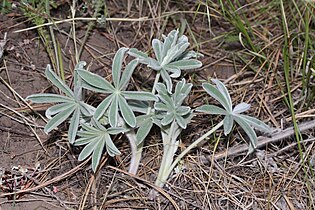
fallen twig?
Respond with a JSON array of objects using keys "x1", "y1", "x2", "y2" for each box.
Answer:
[{"x1": 214, "y1": 119, "x2": 315, "y2": 160}]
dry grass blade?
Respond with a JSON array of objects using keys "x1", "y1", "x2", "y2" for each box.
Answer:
[
  {"x1": 0, "y1": 158, "x2": 90, "y2": 198},
  {"x1": 107, "y1": 166, "x2": 180, "y2": 210}
]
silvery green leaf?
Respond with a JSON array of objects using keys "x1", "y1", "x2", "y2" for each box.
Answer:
[
  {"x1": 74, "y1": 137, "x2": 91, "y2": 146},
  {"x1": 76, "y1": 123, "x2": 122, "y2": 171},
  {"x1": 152, "y1": 39, "x2": 163, "y2": 63},
  {"x1": 233, "y1": 102, "x2": 250, "y2": 114},
  {"x1": 94, "y1": 96, "x2": 113, "y2": 120},
  {"x1": 73, "y1": 61, "x2": 87, "y2": 99},
  {"x1": 236, "y1": 114, "x2": 271, "y2": 133},
  {"x1": 202, "y1": 83, "x2": 231, "y2": 112},
  {"x1": 160, "y1": 69, "x2": 173, "y2": 93},
  {"x1": 174, "y1": 79, "x2": 184, "y2": 95},
  {"x1": 162, "y1": 30, "x2": 178, "y2": 58},
  {"x1": 92, "y1": 138, "x2": 105, "y2": 171},
  {"x1": 178, "y1": 34, "x2": 188, "y2": 43},
  {"x1": 76, "y1": 131, "x2": 96, "y2": 139},
  {"x1": 174, "y1": 94, "x2": 187, "y2": 107},
  {"x1": 161, "y1": 113, "x2": 174, "y2": 126},
  {"x1": 174, "y1": 80, "x2": 192, "y2": 105},
  {"x1": 128, "y1": 101, "x2": 150, "y2": 113},
  {"x1": 155, "y1": 82, "x2": 168, "y2": 94},
  {"x1": 129, "y1": 48, "x2": 161, "y2": 70},
  {"x1": 44, "y1": 104, "x2": 77, "y2": 133},
  {"x1": 75, "y1": 61, "x2": 87, "y2": 71},
  {"x1": 80, "y1": 122, "x2": 99, "y2": 133},
  {"x1": 179, "y1": 50, "x2": 203, "y2": 60},
  {"x1": 136, "y1": 116, "x2": 153, "y2": 145},
  {"x1": 109, "y1": 95, "x2": 119, "y2": 127},
  {"x1": 104, "y1": 133, "x2": 121, "y2": 156},
  {"x1": 167, "y1": 59, "x2": 202, "y2": 70},
  {"x1": 146, "y1": 58, "x2": 161, "y2": 70},
  {"x1": 196, "y1": 105, "x2": 227, "y2": 115},
  {"x1": 77, "y1": 70, "x2": 114, "y2": 93},
  {"x1": 234, "y1": 115, "x2": 258, "y2": 152},
  {"x1": 164, "y1": 42, "x2": 190, "y2": 64},
  {"x1": 112, "y1": 47, "x2": 129, "y2": 88},
  {"x1": 175, "y1": 115, "x2": 188, "y2": 129},
  {"x1": 68, "y1": 107, "x2": 81, "y2": 144},
  {"x1": 128, "y1": 48, "x2": 148, "y2": 62},
  {"x1": 176, "y1": 106, "x2": 191, "y2": 116},
  {"x1": 79, "y1": 101, "x2": 95, "y2": 116},
  {"x1": 81, "y1": 81, "x2": 108, "y2": 93},
  {"x1": 118, "y1": 95, "x2": 136, "y2": 127},
  {"x1": 74, "y1": 85, "x2": 83, "y2": 101},
  {"x1": 45, "y1": 65, "x2": 74, "y2": 98},
  {"x1": 79, "y1": 122, "x2": 100, "y2": 135},
  {"x1": 78, "y1": 140, "x2": 98, "y2": 161},
  {"x1": 107, "y1": 127, "x2": 128, "y2": 135},
  {"x1": 119, "y1": 59, "x2": 138, "y2": 90},
  {"x1": 211, "y1": 79, "x2": 232, "y2": 112},
  {"x1": 164, "y1": 66, "x2": 181, "y2": 78},
  {"x1": 27, "y1": 94, "x2": 73, "y2": 103},
  {"x1": 152, "y1": 115, "x2": 162, "y2": 127},
  {"x1": 157, "y1": 92, "x2": 173, "y2": 108},
  {"x1": 176, "y1": 79, "x2": 192, "y2": 96},
  {"x1": 223, "y1": 114, "x2": 234, "y2": 135},
  {"x1": 45, "y1": 102, "x2": 76, "y2": 118},
  {"x1": 154, "y1": 102, "x2": 169, "y2": 111},
  {"x1": 122, "y1": 91, "x2": 157, "y2": 101},
  {"x1": 160, "y1": 46, "x2": 178, "y2": 66}
]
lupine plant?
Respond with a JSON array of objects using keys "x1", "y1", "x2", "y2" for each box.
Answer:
[
  {"x1": 26, "y1": 62, "x2": 95, "y2": 144},
  {"x1": 26, "y1": 29, "x2": 271, "y2": 188}
]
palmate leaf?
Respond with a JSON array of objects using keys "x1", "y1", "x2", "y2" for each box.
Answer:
[
  {"x1": 154, "y1": 80, "x2": 192, "y2": 129},
  {"x1": 122, "y1": 91, "x2": 157, "y2": 101},
  {"x1": 202, "y1": 83, "x2": 231, "y2": 112},
  {"x1": 73, "y1": 61, "x2": 87, "y2": 101},
  {"x1": 94, "y1": 96, "x2": 113, "y2": 120},
  {"x1": 27, "y1": 93, "x2": 73, "y2": 103},
  {"x1": 233, "y1": 102, "x2": 251, "y2": 114},
  {"x1": 46, "y1": 102, "x2": 76, "y2": 118},
  {"x1": 76, "y1": 121, "x2": 126, "y2": 172},
  {"x1": 44, "y1": 104, "x2": 77, "y2": 133},
  {"x1": 223, "y1": 114, "x2": 234, "y2": 136},
  {"x1": 196, "y1": 104, "x2": 227, "y2": 115},
  {"x1": 109, "y1": 95, "x2": 119, "y2": 127},
  {"x1": 112, "y1": 47, "x2": 129, "y2": 87},
  {"x1": 152, "y1": 39, "x2": 163, "y2": 62},
  {"x1": 68, "y1": 107, "x2": 81, "y2": 144},
  {"x1": 135, "y1": 115, "x2": 154, "y2": 145},
  {"x1": 119, "y1": 59, "x2": 138, "y2": 90},
  {"x1": 128, "y1": 29, "x2": 202, "y2": 93},
  {"x1": 118, "y1": 95, "x2": 136, "y2": 127},
  {"x1": 236, "y1": 114, "x2": 271, "y2": 133},
  {"x1": 234, "y1": 115, "x2": 258, "y2": 154},
  {"x1": 76, "y1": 69, "x2": 114, "y2": 93},
  {"x1": 197, "y1": 79, "x2": 271, "y2": 152},
  {"x1": 174, "y1": 79, "x2": 192, "y2": 106},
  {"x1": 45, "y1": 65, "x2": 74, "y2": 98},
  {"x1": 212, "y1": 79, "x2": 232, "y2": 111},
  {"x1": 78, "y1": 49, "x2": 157, "y2": 127},
  {"x1": 26, "y1": 63, "x2": 96, "y2": 144}
]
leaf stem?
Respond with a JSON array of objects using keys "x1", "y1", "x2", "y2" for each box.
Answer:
[
  {"x1": 126, "y1": 129, "x2": 143, "y2": 175},
  {"x1": 155, "y1": 120, "x2": 180, "y2": 187},
  {"x1": 127, "y1": 72, "x2": 161, "y2": 175},
  {"x1": 156, "y1": 120, "x2": 224, "y2": 187}
]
